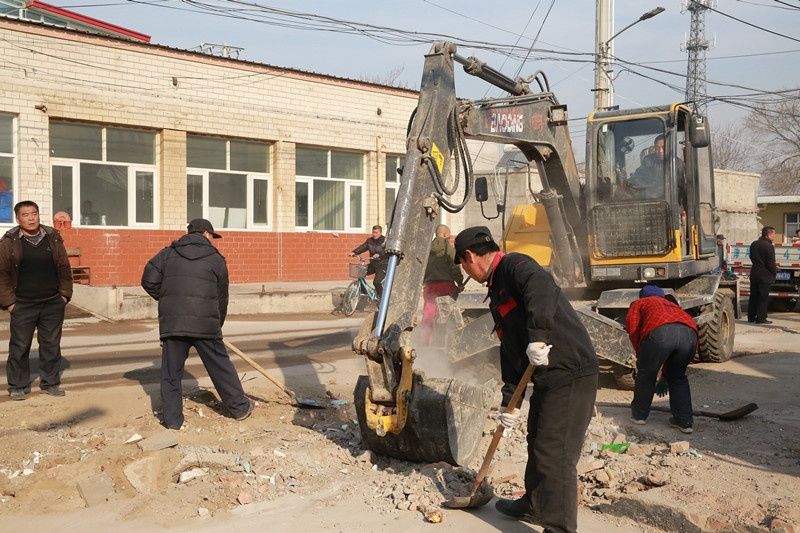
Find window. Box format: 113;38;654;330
0;114;15;224
385;155;402;226
186;135;271;229
49;121;157;227
295;147;364;231
786;213;800;242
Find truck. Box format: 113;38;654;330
352;41;738;466
729;240;800;311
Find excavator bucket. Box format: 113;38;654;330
353;373;487;466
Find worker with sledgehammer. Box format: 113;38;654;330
141;218;253;430
454;226;598;533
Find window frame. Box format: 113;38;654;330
294;146;365;233
384;154;402;227
785;212;800;242
49;121;159;229
0;113;16;225
186;135;272;230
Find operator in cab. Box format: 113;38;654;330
454;226;598;533
627;134;666;199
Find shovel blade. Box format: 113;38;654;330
354;374;487;465
442;479;494;509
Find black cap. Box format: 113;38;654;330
453;226;495;264
187;218;222;239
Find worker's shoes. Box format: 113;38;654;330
41;386;65;397
755;319;773;324
9;389;27;401
630;417;646;425
669;417;693;434
234;399;254;421
495;496;537;524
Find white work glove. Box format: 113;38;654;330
498;410;519;430
526;342;552;366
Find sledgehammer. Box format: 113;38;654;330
223;339;324;409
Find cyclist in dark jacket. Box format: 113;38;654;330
142;218;252;429
350;225;387;298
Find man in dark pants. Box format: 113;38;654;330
0;201;73;400
748;226;776;324
142;218;252;429
454;226;598;533
350;225;387;299
626;285;698;434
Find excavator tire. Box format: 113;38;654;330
698;290;735;363
353;373;487;466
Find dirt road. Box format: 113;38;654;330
0;311;798;532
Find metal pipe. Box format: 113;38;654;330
452;53;529;96
373;254;398;336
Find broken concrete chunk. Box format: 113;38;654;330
124;456;161;495
645;469;670;487
237;491;253;505
174;451;239;472
578;459;605;475
77;474;115;507
179;467;209;484
197;507;210;518
125;433;143;444
669;441;691;454
137;431;179;452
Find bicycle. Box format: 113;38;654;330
341;259;379;316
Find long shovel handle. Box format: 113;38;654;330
223;339;296;402
473;363;536;489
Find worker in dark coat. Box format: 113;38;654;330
626;285;698;434
454;226;598;533
350;225;388;299
142;218;252;429
748;226;777;324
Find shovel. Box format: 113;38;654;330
443;363;535;509
223;339;325;409
596;401;758;421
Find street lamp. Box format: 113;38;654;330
594;6;665;110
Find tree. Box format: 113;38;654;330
711;121;751;172
358;66;409;89
747;90;800;175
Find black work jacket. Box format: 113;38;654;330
141;233;229;339
352;236;386;263
487;253;598;397
749;237;776;284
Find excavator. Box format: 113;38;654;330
352;41;737;466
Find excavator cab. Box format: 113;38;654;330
586;105;720;283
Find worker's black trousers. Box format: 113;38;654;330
160;337;251;428
6;297;66;393
631;323;696;428
525;372;597;533
747;280;771;323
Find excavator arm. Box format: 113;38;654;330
352;42;587;465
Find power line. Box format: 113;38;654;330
689;0;800;44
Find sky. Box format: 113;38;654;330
52;0;800;153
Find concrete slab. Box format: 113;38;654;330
137;431;179;452
77;474;115;507
123;456;161;495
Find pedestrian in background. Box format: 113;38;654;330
0;200;73;400
454;226;598;533
350;224;387;299
626;285;697;434
142;218;253;429
748;226;776;324
420;224;463;343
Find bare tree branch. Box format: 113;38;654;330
712;121;751;171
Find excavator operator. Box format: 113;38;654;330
453;226;598;533
627;134;666;199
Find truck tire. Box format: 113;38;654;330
612;364;636;390
698;290;735;363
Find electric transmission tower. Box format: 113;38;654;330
682;0;714;114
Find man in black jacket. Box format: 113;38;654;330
350;225;387;298
748;226;777;324
454;226;598;533
142;218;252;429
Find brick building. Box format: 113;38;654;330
0;15;418;286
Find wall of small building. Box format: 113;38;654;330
0;19;418;285
759;203;800;244
713;169;761;245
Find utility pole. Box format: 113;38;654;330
594;0;613;110
682;0;713;114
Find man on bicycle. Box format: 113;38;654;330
350;225;387;299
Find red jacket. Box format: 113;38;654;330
626;296;697;355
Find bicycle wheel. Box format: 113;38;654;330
342;280;361;316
